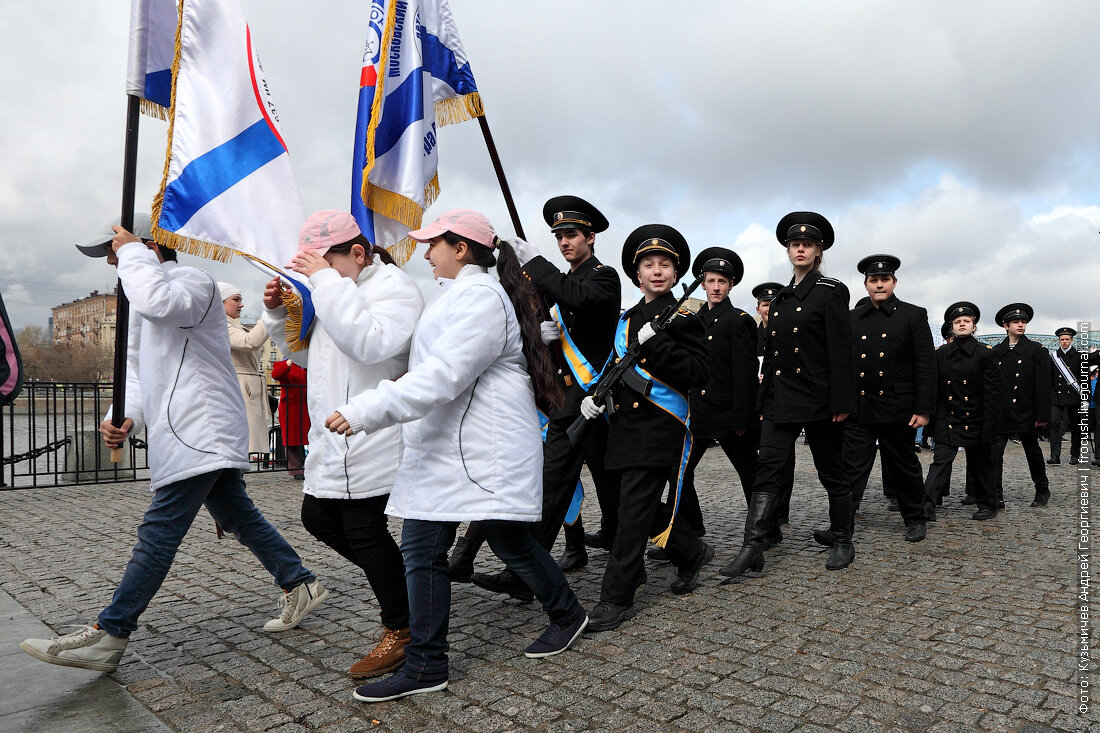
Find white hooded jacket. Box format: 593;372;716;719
338;265;543;522
106;242;250;490
264;256;423;499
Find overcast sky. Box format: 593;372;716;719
2;1;1097;339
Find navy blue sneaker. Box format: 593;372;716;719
524;613;588;659
351;672;448;703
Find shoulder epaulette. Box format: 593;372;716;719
816;276;841;288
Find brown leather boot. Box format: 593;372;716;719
349;627;411;679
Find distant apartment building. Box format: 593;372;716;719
51;289;118;347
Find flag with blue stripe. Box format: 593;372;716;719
352;0;484;265
126;0;178;119
148;0;314;347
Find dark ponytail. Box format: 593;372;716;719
443;231;565;414
328;234;398;266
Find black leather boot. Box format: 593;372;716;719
448;534;484;583
826;494;855;570
556;521;589;572
719;492;777;579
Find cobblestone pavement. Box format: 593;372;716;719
0;443;1093;732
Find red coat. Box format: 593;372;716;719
271;360;309;446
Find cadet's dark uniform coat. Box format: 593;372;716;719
932;336;1003;447
523;254;621;417
758;270;857;422
1051;347;1082;407
849;295;935;424
992;335;1051;432
690;299;759;438
604;292;709;471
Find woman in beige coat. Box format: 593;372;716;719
220;282;272;456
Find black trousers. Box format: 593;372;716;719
301;494;409;631
535;416;620;552
753;419;848;499
991;432;1049;503
600;467;704;606
1050;403;1083;461
923;443;995;514
676;430;758;534
844;423;925;523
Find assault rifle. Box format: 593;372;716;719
566;275;705;445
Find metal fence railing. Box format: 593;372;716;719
1;382;307;490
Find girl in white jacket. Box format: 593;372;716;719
263;210;424;680
326;209;588;704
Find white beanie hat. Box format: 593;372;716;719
217;282;241;301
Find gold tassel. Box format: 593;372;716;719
650;526;671;550
435;92;484;127
280;287;311;352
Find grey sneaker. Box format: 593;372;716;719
20;624;128;672
263;579;328;632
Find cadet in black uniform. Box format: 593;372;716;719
467;196;623;600
990;304;1051;507
812;255;935;546
721;212;858;579
585;225;712;631
677;248;760;535
751;281;793;535
926;303;1003;521
1049;327;1083;465
752;282;784;357
923;323;974;515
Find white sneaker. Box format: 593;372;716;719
20;624;128;672
263;579;328;632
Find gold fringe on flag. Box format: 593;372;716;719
280;286;310;352
434;92;484;127
139;98;169;121
385;236;419;267
150;0;185;253
150;225;237;263
358;0;399;209
363;184;425;232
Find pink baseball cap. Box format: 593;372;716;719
289;210;362;266
408;209;498;249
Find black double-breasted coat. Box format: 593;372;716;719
932;336;1003;446
992;335;1051;433
1051;346;1082;408
604;292;709;471
757;270;857;422
523;254;621;419
689;298;759;439
848;294;935;424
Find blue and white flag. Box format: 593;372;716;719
126;0;178;119
352;0;483;264
149;0;312;347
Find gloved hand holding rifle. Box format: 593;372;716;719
567;274;704;445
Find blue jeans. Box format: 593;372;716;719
98;468;314;638
400;518;584;682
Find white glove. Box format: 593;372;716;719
505;236;540;265
637;322;657;344
580;395;605;420
540;321;559;344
